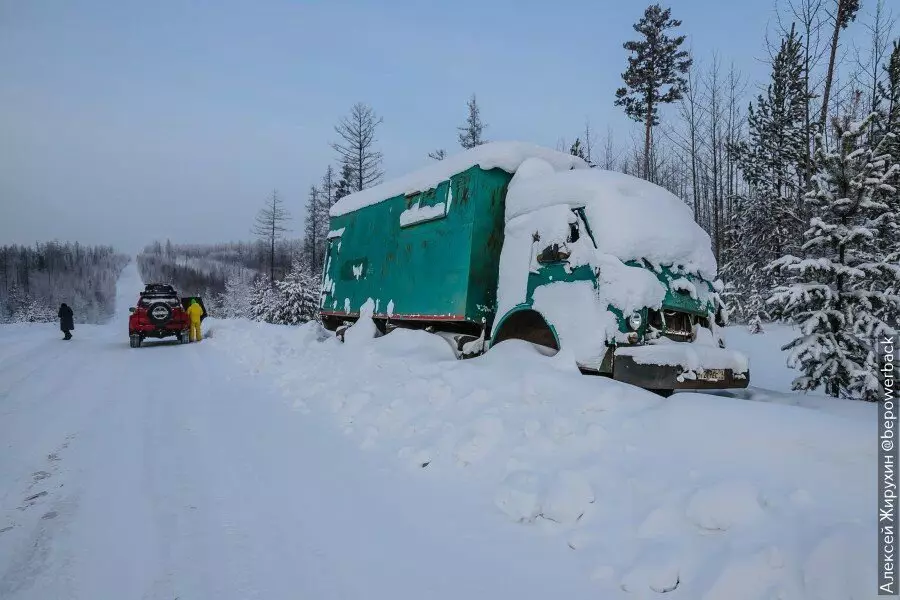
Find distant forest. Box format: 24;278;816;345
136;238;303;296
0;243;130;324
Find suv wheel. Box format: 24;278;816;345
129;335;142;348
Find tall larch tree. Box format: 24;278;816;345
332;103;384;193
304;185;323;273
251;189;291;284
615;3;692;180
818;0;861;140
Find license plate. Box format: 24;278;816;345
698;369;725;381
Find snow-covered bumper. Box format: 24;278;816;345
610;341;749;391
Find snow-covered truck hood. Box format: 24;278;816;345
496;159;721;360
505;166;717;280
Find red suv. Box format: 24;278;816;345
128;283;205;348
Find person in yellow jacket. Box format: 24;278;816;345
186;298;204;342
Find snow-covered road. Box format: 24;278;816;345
0;264;592;600
0;264;880;599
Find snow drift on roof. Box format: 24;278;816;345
506;168;717;279
329;142;589;217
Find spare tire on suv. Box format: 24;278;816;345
146;301;174;327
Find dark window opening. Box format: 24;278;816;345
568;221;580;243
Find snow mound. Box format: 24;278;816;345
373;327;456;361
330;141;588;217
505;168;717;278
685;481;765;532
494;470;544;523
343;299;379;346
541;471;594;526
454;416;505;466
803;524;876;598
620;545;683;594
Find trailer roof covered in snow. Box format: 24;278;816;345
505;166;718;279
329;141;589;217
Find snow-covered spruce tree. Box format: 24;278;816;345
11;297;57;323
272;261;321;325
767;112;900;400
221;272;254;319
747;315;764;335
614;3;692;180
724;24;811;322
249;275;280;323
458;94;487;149
876;41;900;330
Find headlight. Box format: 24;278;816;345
628;311;643;330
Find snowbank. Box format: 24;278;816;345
209;318;876;599
506;168;717;279
329;142;588;217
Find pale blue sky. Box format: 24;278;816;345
0;0;880;252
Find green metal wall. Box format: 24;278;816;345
320;165;511;327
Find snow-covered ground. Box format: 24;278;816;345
0;265;877;599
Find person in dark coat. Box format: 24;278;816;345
58;303;74;340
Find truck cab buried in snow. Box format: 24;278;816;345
319;142;749;395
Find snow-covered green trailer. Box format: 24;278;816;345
320;162;515;336
320;142;749;394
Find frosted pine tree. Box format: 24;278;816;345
767;112;900;400
273;261;321;325
249;275;280;323
876;40;900;331
222;272;253;319
12;296;56;323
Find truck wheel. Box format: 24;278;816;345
129;335;142;348
179;329;190;344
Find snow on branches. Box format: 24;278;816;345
767;112;900;400
220;261;322;326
